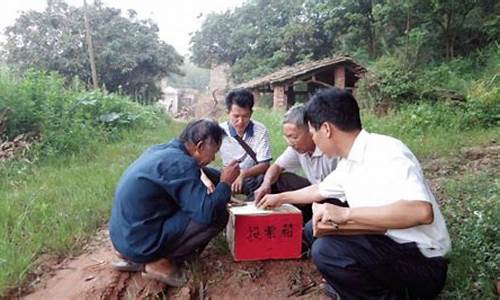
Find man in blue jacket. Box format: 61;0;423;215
109;119;240;287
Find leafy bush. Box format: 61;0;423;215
357;45;499;112
465;75;500;128
356;55;420;108
0;70;164;158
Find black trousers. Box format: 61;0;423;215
162;208;229;264
271;172;312;222
303;221;448;299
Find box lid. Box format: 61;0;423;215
228;203;301;216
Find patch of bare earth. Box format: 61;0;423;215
9;144;498;299
13;228;325;300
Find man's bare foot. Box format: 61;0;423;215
144;258;177;275
142;258;187;287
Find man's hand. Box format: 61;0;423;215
220;160;240;185
253;184;271;205
200;170;215;194
313;203;351;228
256;193;282;209
231;170;245;194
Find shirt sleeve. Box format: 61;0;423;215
161;162;232;225
318;165;346;201
255;127;272;163
275;147;302;173
385;155;433;203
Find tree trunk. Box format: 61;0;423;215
83;0;98;89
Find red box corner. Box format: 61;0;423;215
226;204;303;261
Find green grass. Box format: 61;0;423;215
440;171;499;299
256;107;500;298
0;119;184;295
0;106;498;298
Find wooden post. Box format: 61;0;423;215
286;85;295;108
273;85;287;109
252;90;261;106
334;65;345;89
83;0;98;89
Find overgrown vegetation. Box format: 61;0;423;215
0;69;163;160
441;172;499;299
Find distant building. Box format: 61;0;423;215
236;56;367;109
158;78;179;114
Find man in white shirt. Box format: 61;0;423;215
254;105;338;222
256;88;451;299
202;89;272;201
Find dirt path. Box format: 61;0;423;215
16;229;325;300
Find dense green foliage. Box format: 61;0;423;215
0;70;163;159
357;44;500;118
3;0;183;102
190;0;499;83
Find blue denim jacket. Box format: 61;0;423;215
109;138;231;262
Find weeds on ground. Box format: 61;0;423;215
440;171;499;299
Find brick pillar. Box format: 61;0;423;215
273;85;287;109
252;90;261;105
334;65;346;89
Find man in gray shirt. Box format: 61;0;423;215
254;105;338;222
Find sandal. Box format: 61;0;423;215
141;269;187;287
111;258;144;272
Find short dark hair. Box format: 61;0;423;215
304;88;362;132
179;118;226;146
225;88;254;111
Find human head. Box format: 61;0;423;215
304;88;362;157
282;105;315;154
225;88;254;135
179;118;226;166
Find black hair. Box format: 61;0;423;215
304;88;362;132
179;118;226;146
225;88;254;111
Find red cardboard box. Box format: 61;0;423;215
226;203;303;261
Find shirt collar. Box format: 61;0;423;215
311;146;323;157
170;138;189;155
346;129;369;163
228;121;254;139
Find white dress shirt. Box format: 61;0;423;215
319;130;451;257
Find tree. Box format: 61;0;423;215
190;0;499;81
4;0;183;101
190;0;320;82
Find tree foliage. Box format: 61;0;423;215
3;0;184;101
190;0;499;83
